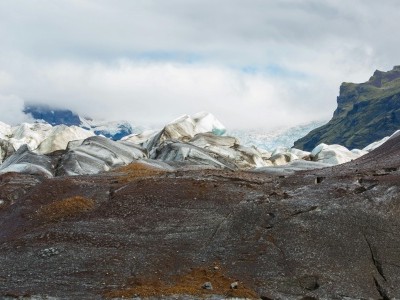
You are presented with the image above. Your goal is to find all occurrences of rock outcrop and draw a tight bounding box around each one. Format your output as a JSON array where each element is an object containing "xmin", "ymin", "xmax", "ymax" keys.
[
  {"xmin": 294, "ymin": 65, "xmax": 400, "ymax": 150},
  {"xmin": 2, "ymin": 133, "xmax": 400, "ymax": 298}
]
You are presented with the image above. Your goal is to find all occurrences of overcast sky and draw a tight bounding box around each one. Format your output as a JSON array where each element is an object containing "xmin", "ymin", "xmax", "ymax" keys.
[{"xmin": 0, "ymin": 0, "xmax": 399, "ymax": 129}]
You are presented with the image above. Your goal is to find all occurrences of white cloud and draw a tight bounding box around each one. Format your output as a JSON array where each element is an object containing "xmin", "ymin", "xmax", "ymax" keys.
[
  {"xmin": 1, "ymin": 59, "xmax": 326, "ymax": 129},
  {"xmin": 0, "ymin": 0, "xmax": 399, "ymax": 129},
  {"xmin": 0, "ymin": 95, "xmax": 32, "ymax": 125}
]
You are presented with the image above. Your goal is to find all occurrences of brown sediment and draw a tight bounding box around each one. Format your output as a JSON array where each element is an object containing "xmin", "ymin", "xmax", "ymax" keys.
[
  {"xmin": 115, "ymin": 161, "xmax": 167, "ymax": 182},
  {"xmin": 35, "ymin": 196, "xmax": 95, "ymax": 222},
  {"xmin": 104, "ymin": 266, "xmax": 259, "ymax": 299}
]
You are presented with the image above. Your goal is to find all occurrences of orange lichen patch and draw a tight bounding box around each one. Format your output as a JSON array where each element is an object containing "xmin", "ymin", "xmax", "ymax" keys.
[
  {"xmin": 116, "ymin": 162, "xmax": 167, "ymax": 182},
  {"xmin": 35, "ymin": 196, "xmax": 95, "ymax": 222},
  {"xmin": 104, "ymin": 267, "xmax": 259, "ymax": 299}
]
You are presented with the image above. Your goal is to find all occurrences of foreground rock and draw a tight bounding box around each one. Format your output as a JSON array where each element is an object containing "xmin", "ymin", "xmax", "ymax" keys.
[
  {"xmin": 1, "ymin": 135, "xmax": 400, "ymax": 298},
  {"xmin": 294, "ymin": 65, "xmax": 400, "ymax": 150}
]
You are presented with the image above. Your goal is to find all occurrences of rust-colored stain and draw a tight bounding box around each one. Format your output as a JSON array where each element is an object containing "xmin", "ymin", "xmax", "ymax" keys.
[
  {"xmin": 116, "ymin": 162, "xmax": 167, "ymax": 182},
  {"xmin": 104, "ymin": 267, "xmax": 259, "ymax": 299},
  {"xmin": 35, "ymin": 196, "xmax": 95, "ymax": 222}
]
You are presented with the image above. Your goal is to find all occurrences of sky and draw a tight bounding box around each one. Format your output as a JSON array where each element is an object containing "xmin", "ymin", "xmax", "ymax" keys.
[{"xmin": 0, "ymin": 0, "xmax": 399, "ymax": 129}]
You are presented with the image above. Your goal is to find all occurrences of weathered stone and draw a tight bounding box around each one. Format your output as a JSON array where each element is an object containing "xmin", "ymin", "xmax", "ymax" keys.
[{"xmin": 202, "ymin": 282, "xmax": 213, "ymax": 290}]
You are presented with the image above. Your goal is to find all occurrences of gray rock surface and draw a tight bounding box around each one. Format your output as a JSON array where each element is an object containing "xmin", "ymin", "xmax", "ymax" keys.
[{"xmin": 1, "ymin": 134, "xmax": 400, "ymax": 298}]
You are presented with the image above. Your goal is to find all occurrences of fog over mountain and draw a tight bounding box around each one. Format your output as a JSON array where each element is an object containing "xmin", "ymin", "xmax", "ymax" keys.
[{"xmin": 0, "ymin": 0, "xmax": 400, "ymax": 128}]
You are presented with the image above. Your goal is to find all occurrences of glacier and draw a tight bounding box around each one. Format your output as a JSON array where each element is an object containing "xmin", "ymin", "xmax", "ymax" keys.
[{"xmin": 0, "ymin": 111, "xmax": 396, "ymax": 178}]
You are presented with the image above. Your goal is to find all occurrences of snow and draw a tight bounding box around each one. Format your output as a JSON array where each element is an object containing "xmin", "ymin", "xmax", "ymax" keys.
[
  {"xmin": 36, "ymin": 125, "xmax": 95, "ymax": 154},
  {"xmin": 0, "ymin": 112, "xmax": 397, "ymax": 176},
  {"xmin": 0, "ymin": 145, "xmax": 54, "ymax": 177},
  {"xmin": 79, "ymin": 117, "xmax": 133, "ymax": 140},
  {"xmin": 311, "ymin": 143, "xmax": 362, "ymax": 165},
  {"xmin": 0, "ymin": 122, "xmax": 12, "ymax": 140},
  {"xmin": 192, "ymin": 111, "xmax": 226, "ymax": 136},
  {"xmin": 363, "ymin": 130, "xmax": 400, "ymax": 152},
  {"xmin": 145, "ymin": 112, "xmax": 227, "ymax": 152},
  {"xmin": 154, "ymin": 142, "xmax": 233, "ymax": 170},
  {"xmin": 9, "ymin": 122, "xmax": 53, "ymax": 151},
  {"xmin": 58, "ymin": 136, "xmax": 147, "ymax": 176},
  {"xmin": 254, "ymin": 160, "xmax": 332, "ymax": 176},
  {"xmin": 228, "ymin": 120, "xmax": 327, "ymax": 151},
  {"xmin": 122, "ymin": 130, "xmax": 159, "ymax": 145}
]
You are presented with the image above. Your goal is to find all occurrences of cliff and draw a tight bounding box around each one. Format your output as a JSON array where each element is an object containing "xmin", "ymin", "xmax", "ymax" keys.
[{"xmin": 294, "ymin": 65, "xmax": 400, "ymax": 150}]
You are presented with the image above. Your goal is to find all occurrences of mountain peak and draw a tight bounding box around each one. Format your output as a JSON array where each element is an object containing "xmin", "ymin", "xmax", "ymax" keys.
[
  {"xmin": 294, "ymin": 65, "xmax": 400, "ymax": 150},
  {"xmin": 23, "ymin": 103, "xmax": 134, "ymax": 141}
]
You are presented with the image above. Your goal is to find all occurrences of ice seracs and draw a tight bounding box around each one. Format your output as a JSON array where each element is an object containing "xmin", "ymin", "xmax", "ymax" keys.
[
  {"xmin": 144, "ymin": 112, "xmax": 227, "ymax": 151},
  {"xmin": 1, "ymin": 110, "xmax": 399, "ymax": 177},
  {"xmin": 0, "ymin": 139, "xmax": 15, "ymax": 164},
  {"xmin": 36, "ymin": 125, "xmax": 95, "ymax": 154},
  {"xmin": 0, "ymin": 145, "xmax": 54, "ymax": 178},
  {"xmin": 9, "ymin": 122, "xmax": 53, "ymax": 151},
  {"xmin": 0, "ymin": 122, "xmax": 12, "ymax": 140},
  {"xmin": 192, "ymin": 111, "xmax": 226, "ymax": 136},
  {"xmin": 310, "ymin": 143, "xmax": 362, "ymax": 165},
  {"xmin": 58, "ymin": 136, "xmax": 147, "ymax": 176}
]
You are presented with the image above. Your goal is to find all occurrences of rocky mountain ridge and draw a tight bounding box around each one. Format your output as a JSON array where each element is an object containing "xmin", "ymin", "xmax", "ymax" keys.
[
  {"xmin": 294, "ymin": 65, "xmax": 400, "ymax": 150},
  {"xmin": 24, "ymin": 104, "xmax": 134, "ymax": 140}
]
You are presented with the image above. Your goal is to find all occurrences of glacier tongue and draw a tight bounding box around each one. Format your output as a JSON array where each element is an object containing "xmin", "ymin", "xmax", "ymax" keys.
[{"xmin": 0, "ymin": 111, "xmax": 395, "ymax": 177}]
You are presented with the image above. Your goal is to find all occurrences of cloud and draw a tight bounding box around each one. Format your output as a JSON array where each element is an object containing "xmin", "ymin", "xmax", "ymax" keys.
[
  {"xmin": 0, "ymin": 59, "xmax": 331, "ymax": 129},
  {"xmin": 0, "ymin": 0, "xmax": 399, "ymax": 129},
  {"xmin": 0, "ymin": 95, "xmax": 32, "ymax": 125}
]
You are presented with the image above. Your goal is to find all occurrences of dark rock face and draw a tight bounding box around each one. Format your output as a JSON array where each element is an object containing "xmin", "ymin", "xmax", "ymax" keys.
[
  {"xmin": 2, "ymin": 135, "xmax": 400, "ymax": 298},
  {"xmin": 91, "ymin": 122, "xmax": 133, "ymax": 141},
  {"xmin": 294, "ymin": 65, "xmax": 400, "ymax": 151},
  {"xmin": 24, "ymin": 104, "xmax": 81, "ymax": 126}
]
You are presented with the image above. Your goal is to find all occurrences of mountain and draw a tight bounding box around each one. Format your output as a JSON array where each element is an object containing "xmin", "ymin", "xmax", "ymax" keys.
[
  {"xmin": 24, "ymin": 104, "xmax": 133, "ymax": 140},
  {"xmin": 294, "ymin": 65, "xmax": 400, "ymax": 151},
  {"xmin": 24, "ymin": 104, "xmax": 81, "ymax": 126}
]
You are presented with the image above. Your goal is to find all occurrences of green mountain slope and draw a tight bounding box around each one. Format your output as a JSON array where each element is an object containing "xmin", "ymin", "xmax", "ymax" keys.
[{"xmin": 294, "ymin": 66, "xmax": 400, "ymax": 151}]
